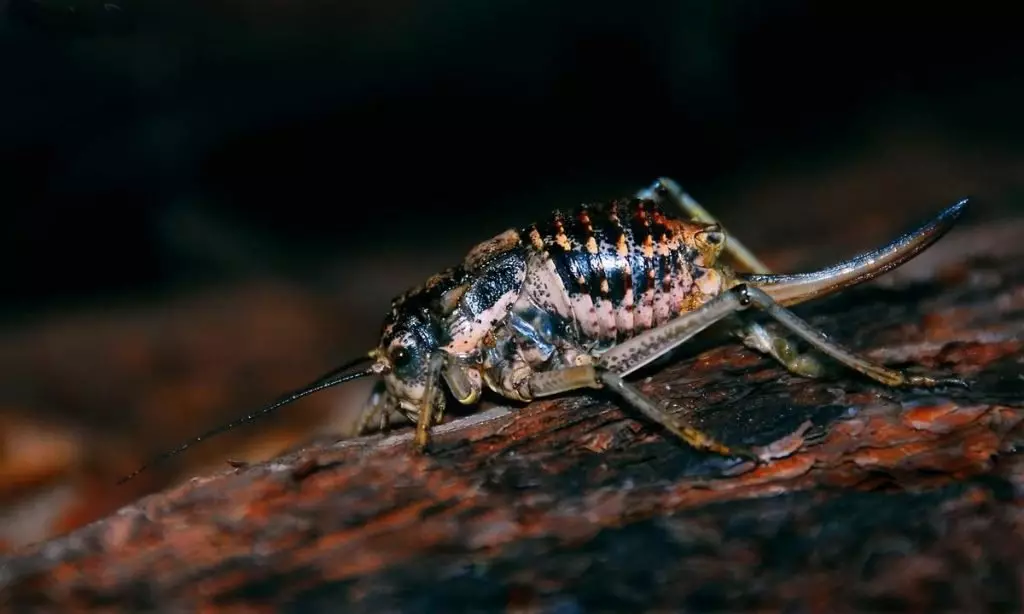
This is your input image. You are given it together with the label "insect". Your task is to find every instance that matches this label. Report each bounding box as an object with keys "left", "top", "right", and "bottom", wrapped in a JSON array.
[{"left": 119, "top": 178, "right": 968, "bottom": 483}]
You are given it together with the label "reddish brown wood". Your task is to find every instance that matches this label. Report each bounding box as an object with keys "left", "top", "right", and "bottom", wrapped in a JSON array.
[{"left": 2, "top": 219, "right": 1024, "bottom": 612}]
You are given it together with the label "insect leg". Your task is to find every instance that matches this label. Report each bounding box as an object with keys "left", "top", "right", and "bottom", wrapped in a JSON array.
[
  {"left": 346, "top": 380, "right": 393, "bottom": 437},
  {"left": 737, "top": 320, "right": 828, "bottom": 379},
  {"left": 598, "top": 287, "right": 751, "bottom": 376},
  {"left": 414, "top": 352, "right": 448, "bottom": 451},
  {"left": 637, "top": 177, "right": 771, "bottom": 274},
  {"left": 527, "top": 363, "right": 756, "bottom": 459},
  {"left": 736, "top": 286, "right": 967, "bottom": 388},
  {"left": 523, "top": 282, "right": 964, "bottom": 458},
  {"left": 443, "top": 362, "right": 482, "bottom": 405},
  {"left": 599, "top": 284, "right": 965, "bottom": 388}
]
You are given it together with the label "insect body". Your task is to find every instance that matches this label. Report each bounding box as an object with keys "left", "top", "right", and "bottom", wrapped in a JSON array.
[
  {"left": 119, "top": 179, "right": 968, "bottom": 482},
  {"left": 371, "top": 189, "right": 749, "bottom": 450}
]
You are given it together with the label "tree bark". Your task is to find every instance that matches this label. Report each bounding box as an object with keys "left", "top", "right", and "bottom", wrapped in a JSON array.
[{"left": 2, "top": 220, "right": 1024, "bottom": 613}]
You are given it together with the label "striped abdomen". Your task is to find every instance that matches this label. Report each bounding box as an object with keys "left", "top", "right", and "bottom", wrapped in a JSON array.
[{"left": 517, "top": 198, "right": 727, "bottom": 347}]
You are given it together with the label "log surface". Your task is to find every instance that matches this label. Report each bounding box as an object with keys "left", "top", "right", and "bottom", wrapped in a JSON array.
[{"left": 2, "top": 220, "right": 1024, "bottom": 613}]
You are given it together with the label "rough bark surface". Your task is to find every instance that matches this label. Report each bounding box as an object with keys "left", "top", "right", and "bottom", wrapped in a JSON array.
[{"left": 2, "top": 219, "right": 1024, "bottom": 612}]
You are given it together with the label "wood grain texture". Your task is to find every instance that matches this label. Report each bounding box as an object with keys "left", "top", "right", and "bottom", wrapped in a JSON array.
[{"left": 2, "top": 220, "right": 1024, "bottom": 613}]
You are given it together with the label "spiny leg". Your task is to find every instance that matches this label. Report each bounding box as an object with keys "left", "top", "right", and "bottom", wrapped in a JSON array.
[
  {"left": 598, "top": 284, "right": 966, "bottom": 388},
  {"left": 637, "top": 177, "right": 772, "bottom": 274},
  {"left": 655, "top": 196, "right": 831, "bottom": 380},
  {"left": 598, "top": 287, "right": 753, "bottom": 377},
  {"left": 527, "top": 364, "right": 757, "bottom": 460},
  {"left": 599, "top": 369, "right": 751, "bottom": 458},
  {"left": 638, "top": 178, "right": 829, "bottom": 376},
  {"left": 524, "top": 284, "right": 963, "bottom": 460},
  {"left": 737, "top": 286, "right": 966, "bottom": 388},
  {"left": 636, "top": 177, "right": 883, "bottom": 378}
]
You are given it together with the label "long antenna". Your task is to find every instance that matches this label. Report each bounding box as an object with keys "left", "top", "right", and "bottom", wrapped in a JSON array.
[{"left": 118, "top": 354, "right": 379, "bottom": 484}]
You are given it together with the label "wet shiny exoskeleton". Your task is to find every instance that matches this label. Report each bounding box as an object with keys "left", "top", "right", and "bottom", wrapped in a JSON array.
[{"left": 120, "top": 178, "right": 969, "bottom": 483}]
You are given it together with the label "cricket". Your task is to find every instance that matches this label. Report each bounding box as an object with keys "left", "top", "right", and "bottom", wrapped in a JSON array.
[{"left": 119, "top": 178, "right": 969, "bottom": 483}]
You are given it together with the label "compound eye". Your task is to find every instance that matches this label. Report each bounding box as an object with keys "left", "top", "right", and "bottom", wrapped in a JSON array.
[{"left": 390, "top": 346, "right": 412, "bottom": 369}]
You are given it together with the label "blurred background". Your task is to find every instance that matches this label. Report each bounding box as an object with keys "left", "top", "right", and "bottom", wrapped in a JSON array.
[{"left": 1, "top": 0, "right": 1023, "bottom": 550}]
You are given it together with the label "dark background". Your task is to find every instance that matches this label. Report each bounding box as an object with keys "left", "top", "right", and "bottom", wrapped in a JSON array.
[
  {"left": 2, "top": 0, "right": 1024, "bottom": 549},
  {"left": 3, "top": 1, "right": 1023, "bottom": 314}
]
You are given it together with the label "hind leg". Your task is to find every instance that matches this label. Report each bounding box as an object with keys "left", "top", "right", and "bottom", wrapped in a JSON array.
[
  {"left": 637, "top": 177, "right": 771, "bottom": 274},
  {"left": 637, "top": 179, "right": 833, "bottom": 377},
  {"left": 526, "top": 363, "right": 756, "bottom": 461},
  {"left": 598, "top": 284, "right": 965, "bottom": 388}
]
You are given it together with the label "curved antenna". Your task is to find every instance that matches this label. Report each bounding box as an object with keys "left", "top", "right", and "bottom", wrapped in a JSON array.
[
  {"left": 739, "top": 198, "right": 968, "bottom": 306},
  {"left": 118, "top": 353, "right": 378, "bottom": 484}
]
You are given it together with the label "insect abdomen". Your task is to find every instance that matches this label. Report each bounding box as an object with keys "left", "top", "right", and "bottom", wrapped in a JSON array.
[{"left": 519, "top": 198, "right": 724, "bottom": 345}]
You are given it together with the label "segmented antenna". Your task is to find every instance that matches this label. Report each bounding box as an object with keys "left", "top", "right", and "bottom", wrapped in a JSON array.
[{"left": 118, "top": 354, "right": 378, "bottom": 484}]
